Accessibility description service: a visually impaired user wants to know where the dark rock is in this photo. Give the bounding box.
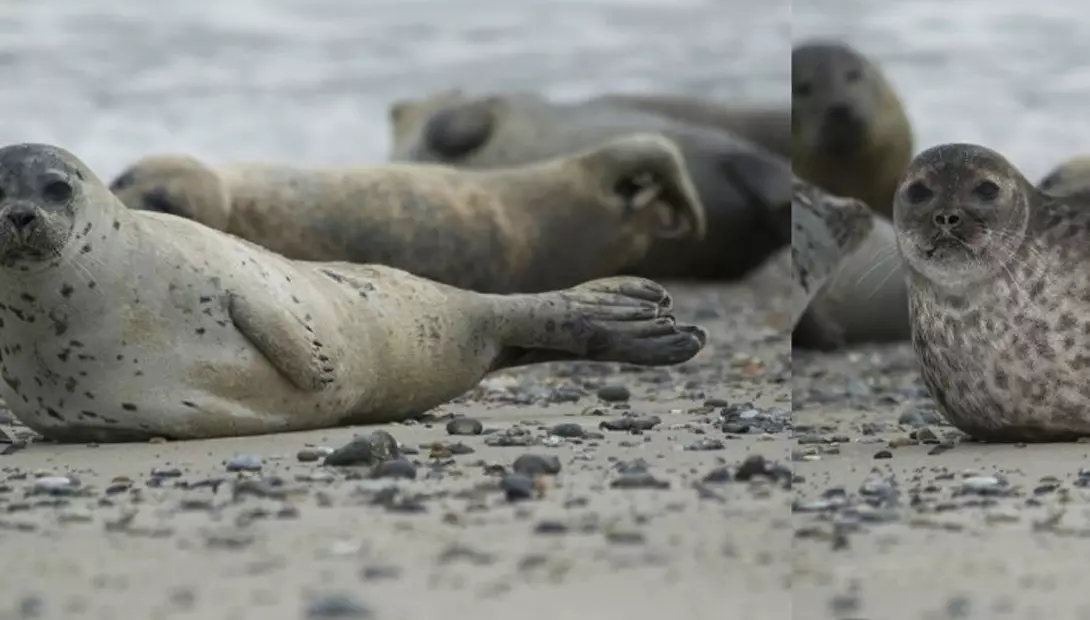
[597,385,630,402]
[224,455,263,472]
[501,473,534,501]
[324,431,400,466]
[446,418,483,436]
[548,423,586,438]
[304,592,373,618]
[610,472,669,490]
[370,459,417,480]
[512,454,561,476]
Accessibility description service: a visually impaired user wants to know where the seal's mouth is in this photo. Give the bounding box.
[818,110,866,157]
[922,234,971,260]
[614,171,700,240]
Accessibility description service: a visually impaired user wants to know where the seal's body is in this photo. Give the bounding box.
[0,143,706,442]
[388,91,792,280]
[593,93,791,158]
[1038,155,1090,197]
[111,135,705,294]
[895,143,1090,442]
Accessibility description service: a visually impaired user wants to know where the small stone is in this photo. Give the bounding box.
[913,427,940,443]
[548,423,585,438]
[702,466,732,484]
[610,472,669,490]
[324,431,400,466]
[512,454,562,476]
[446,418,483,436]
[304,592,373,618]
[225,455,263,472]
[704,398,729,407]
[150,467,183,478]
[874,450,893,459]
[359,565,401,581]
[597,385,630,402]
[297,446,334,462]
[370,459,417,480]
[605,527,645,545]
[599,416,661,432]
[685,438,725,451]
[484,427,537,447]
[961,475,1004,495]
[501,473,535,502]
[534,519,569,534]
[32,476,80,496]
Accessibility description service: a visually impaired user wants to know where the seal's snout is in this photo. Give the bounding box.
[5,203,38,232]
[932,210,962,234]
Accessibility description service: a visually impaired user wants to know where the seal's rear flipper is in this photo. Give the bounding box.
[490,276,707,370]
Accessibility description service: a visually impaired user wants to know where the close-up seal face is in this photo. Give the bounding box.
[0,144,83,269]
[893,143,1032,291]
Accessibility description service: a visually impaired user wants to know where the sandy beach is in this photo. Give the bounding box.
[0,255,792,620]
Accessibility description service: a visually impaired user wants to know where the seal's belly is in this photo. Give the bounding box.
[0,306,309,441]
[912,289,1090,440]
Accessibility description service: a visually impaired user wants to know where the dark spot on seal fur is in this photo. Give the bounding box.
[195,328,206,335]
[121,403,138,411]
[80,244,91,254]
[59,283,74,298]
[45,407,63,421]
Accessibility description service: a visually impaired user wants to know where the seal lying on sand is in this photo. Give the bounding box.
[109,134,706,294]
[895,142,1090,442]
[387,90,791,280]
[790,178,874,331]
[594,93,790,158]
[791,40,913,350]
[1038,155,1090,197]
[0,143,707,443]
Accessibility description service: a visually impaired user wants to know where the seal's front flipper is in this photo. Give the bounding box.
[493,276,707,369]
[227,291,336,391]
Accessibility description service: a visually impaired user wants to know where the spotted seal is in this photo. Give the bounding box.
[895,142,1090,442]
[0,142,707,442]
[109,134,706,294]
[387,90,791,280]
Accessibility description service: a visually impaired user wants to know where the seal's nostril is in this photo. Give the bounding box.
[6,206,37,231]
[933,212,961,229]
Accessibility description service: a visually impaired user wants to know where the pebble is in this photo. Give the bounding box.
[150,467,183,478]
[484,427,537,447]
[224,455,263,472]
[597,385,630,402]
[324,431,400,466]
[304,592,374,619]
[874,450,893,459]
[512,454,562,476]
[599,416,662,432]
[501,473,535,501]
[534,519,569,535]
[961,475,1005,495]
[370,459,417,480]
[297,446,334,462]
[548,423,586,438]
[685,438,725,451]
[31,476,80,496]
[446,418,484,436]
[702,466,732,484]
[610,472,670,490]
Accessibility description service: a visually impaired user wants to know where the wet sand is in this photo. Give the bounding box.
[793,343,1090,620]
[0,257,792,620]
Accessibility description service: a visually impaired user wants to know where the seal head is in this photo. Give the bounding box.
[110,155,231,230]
[792,41,884,158]
[0,144,94,269]
[893,143,1032,291]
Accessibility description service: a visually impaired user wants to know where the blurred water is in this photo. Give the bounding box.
[795,0,1090,181]
[0,0,788,179]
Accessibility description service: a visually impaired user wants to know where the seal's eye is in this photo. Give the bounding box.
[845,68,862,82]
[904,181,933,204]
[42,179,73,203]
[793,82,812,97]
[972,180,1000,201]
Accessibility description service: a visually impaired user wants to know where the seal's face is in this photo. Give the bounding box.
[0,143,84,267]
[893,143,1031,289]
[109,155,231,230]
[792,41,882,158]
[1037,155,1090,198]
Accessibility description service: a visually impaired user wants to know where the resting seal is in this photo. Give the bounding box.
[594,93,790,158]
[1038,155,1090,197]
[894,142,1090,442]
[109,134,706,294]
[0,143,707,443]
[387,90,791,280]
[790,179,874,328]
[791,40,913,350]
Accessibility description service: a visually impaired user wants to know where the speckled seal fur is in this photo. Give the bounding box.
[790,178,874,327]
[1038,155,1090,197]
[896,143,1090,442]
[0,143,708,443]
[110,134,706,294]
[386,90,791,281]
[791,40,914,350]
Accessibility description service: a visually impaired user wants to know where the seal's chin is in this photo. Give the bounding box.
[818,116,866,157]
